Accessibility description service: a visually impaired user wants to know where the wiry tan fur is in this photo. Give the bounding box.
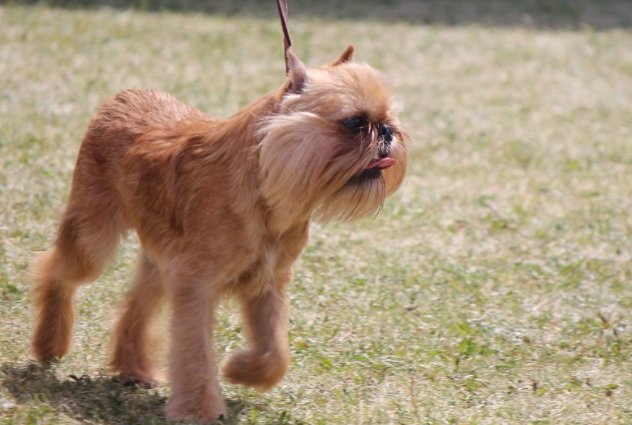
[30,47,407,423]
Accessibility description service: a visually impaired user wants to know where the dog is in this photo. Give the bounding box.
[30,46,407,422]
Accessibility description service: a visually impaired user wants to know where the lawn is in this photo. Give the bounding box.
[1,1,631,424]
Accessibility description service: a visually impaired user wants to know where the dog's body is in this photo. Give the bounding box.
[30,47,407,422]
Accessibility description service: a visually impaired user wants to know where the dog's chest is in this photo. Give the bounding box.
[232,223,307,293]
[258,239,280,283]
[233,238,282,291]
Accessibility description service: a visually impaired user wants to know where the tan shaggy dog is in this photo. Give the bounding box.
[30,46,407,423]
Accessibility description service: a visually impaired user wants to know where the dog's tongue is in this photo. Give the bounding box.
[366,157,395,170]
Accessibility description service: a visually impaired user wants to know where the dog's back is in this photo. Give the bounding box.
[81,89,208,157]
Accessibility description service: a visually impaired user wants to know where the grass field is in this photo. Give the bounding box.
[1,1,632,424]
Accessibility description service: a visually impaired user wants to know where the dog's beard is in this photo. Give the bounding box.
[259,111,407,222]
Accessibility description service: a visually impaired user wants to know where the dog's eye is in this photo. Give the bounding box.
[341,115,369,132]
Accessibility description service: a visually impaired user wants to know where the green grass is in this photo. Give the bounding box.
[1,3,632,424]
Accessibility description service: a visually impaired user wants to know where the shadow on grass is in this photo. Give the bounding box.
[2,0,632,29]
[1,362,251,424]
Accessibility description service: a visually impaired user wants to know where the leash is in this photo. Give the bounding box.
[275,0,292,74]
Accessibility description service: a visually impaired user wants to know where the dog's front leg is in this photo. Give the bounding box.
[222,285,290,391]
[165,282,226,423]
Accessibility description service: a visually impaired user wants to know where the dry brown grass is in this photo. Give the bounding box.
[1,3,631,424]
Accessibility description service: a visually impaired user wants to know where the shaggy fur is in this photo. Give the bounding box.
[30,47,407,423]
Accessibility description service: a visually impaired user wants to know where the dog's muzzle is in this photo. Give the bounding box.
[377,123,393,158]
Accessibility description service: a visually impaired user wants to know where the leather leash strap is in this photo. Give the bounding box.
[276,0,292,74]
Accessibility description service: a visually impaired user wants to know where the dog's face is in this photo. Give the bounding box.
[259,46,407,222]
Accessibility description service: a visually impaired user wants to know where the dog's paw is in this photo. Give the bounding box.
[222,349,287,391]
[165,396,227,424]
[117,372,157,389]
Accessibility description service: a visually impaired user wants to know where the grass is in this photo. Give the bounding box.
[1,2,632,424]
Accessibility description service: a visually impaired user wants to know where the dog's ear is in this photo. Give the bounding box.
[330,45,354,66]
[286,48,307,93]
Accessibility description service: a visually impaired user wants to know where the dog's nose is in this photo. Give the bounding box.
[378,123,393,144]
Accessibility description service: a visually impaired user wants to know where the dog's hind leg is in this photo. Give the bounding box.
[31,163,125,363]
[110,252,164,387]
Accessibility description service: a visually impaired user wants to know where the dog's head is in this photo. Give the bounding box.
[259,46,407,223]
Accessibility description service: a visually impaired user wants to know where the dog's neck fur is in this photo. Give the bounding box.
[201,88,311,236]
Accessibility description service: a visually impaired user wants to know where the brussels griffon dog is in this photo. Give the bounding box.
[30,46,407,422]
